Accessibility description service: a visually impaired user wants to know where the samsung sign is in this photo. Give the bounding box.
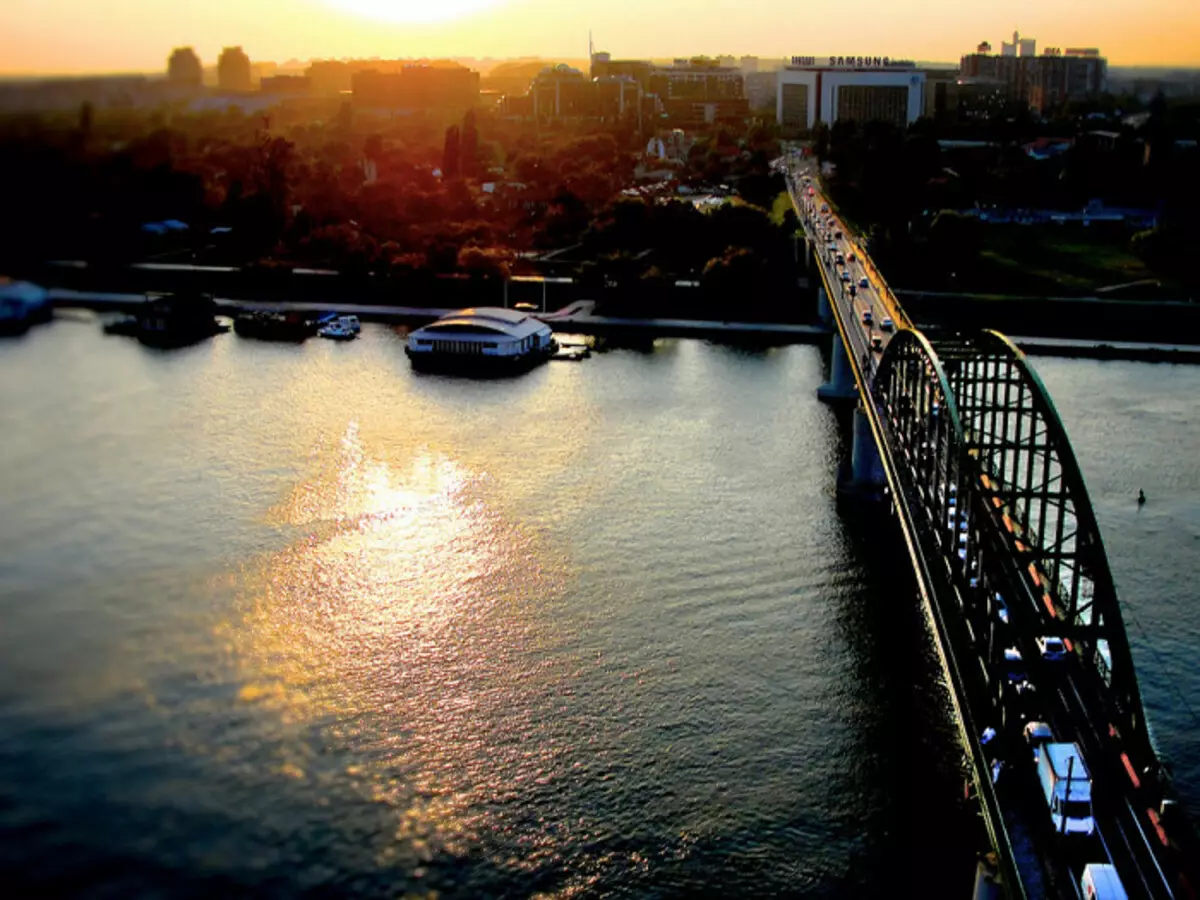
[790,55,915,69]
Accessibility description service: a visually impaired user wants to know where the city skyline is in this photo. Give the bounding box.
[1,0,1198,75]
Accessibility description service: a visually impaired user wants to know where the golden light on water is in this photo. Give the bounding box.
[219,421,571,859]
[319,0,502,24]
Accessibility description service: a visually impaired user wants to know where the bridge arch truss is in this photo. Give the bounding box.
[873,329,1154,774]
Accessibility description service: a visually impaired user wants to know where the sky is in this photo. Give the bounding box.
[1,0,1198,75]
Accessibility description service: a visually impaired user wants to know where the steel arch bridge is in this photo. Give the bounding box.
[874,329,1156,773]
[791,167,1193,898]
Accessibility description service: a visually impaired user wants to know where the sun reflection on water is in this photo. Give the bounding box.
[220,421,572,865]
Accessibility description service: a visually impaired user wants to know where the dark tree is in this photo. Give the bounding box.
[459,110,479,179]
[812,122,831,161]
[442,125,461,179]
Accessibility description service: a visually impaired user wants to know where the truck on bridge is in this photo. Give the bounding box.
[1039,742,1096,837]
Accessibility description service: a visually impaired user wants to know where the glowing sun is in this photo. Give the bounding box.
[322,0,499,24]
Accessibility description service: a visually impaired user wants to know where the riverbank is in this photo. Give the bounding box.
[901,290,1200,347]
[47,291,828,345]
[48,289,1200,364]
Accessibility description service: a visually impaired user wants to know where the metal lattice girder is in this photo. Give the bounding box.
[873,328,1155,774]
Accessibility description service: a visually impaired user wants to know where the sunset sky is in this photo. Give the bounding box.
[2,0,1197,74]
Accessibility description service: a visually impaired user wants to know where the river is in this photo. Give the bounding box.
[0,317,1195,898]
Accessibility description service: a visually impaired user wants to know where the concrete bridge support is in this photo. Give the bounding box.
[847,404,887,495]
[817,330,857,402]
[815,285,832,327]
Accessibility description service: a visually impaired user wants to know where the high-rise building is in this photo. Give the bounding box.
[530,64,590,120]
[351,65,479,110]
[959,39,1107,112]
[217,47,252,92]
[1029,50,1107,112]
[923,68,962,118]
[260,75,311,95]
[650,58,743,101]
[306,61,353,96]
[745,71,778,111]
[594,76,644,126]
[777,56,925,129]
[167,47,203,87]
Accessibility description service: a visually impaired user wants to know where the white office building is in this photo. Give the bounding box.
[777,56,926,129]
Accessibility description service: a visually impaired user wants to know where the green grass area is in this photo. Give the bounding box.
[973,226,1159,296]
[769,192,794,227]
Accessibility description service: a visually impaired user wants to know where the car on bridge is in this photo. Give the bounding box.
[858,277,869,289]
[847,252,856,262]
[994,593,1010,624]
[1036,636,1068,662]
[840,271,852,282]
[861,309,873,325]
[1002,647,1027,682]
[880,317,895,332]
[871,336,884,353]
[1080,863,1129,900]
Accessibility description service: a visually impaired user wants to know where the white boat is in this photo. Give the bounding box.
[318,316,359,340]
[405,307,556,374]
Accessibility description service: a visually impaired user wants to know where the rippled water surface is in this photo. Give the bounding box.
[0,319,1195,898]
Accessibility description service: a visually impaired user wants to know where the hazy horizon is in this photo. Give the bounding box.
[2,0,1198,76]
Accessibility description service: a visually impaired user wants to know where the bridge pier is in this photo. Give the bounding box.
[841,403,887,499]
[817,329,856,402]
[815,284,832,327]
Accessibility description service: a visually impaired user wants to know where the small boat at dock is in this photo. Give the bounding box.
[0,281,52,336]
[317,315,361,340]
[102,292,227,347]
[233,310,314,342]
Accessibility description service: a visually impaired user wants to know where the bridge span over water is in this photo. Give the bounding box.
[787,168,1197,900]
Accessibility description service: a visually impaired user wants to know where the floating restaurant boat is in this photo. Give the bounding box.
[405,307,557,374]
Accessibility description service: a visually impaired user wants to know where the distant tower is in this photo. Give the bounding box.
[167,47,203,87]
[217,46,252,92]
